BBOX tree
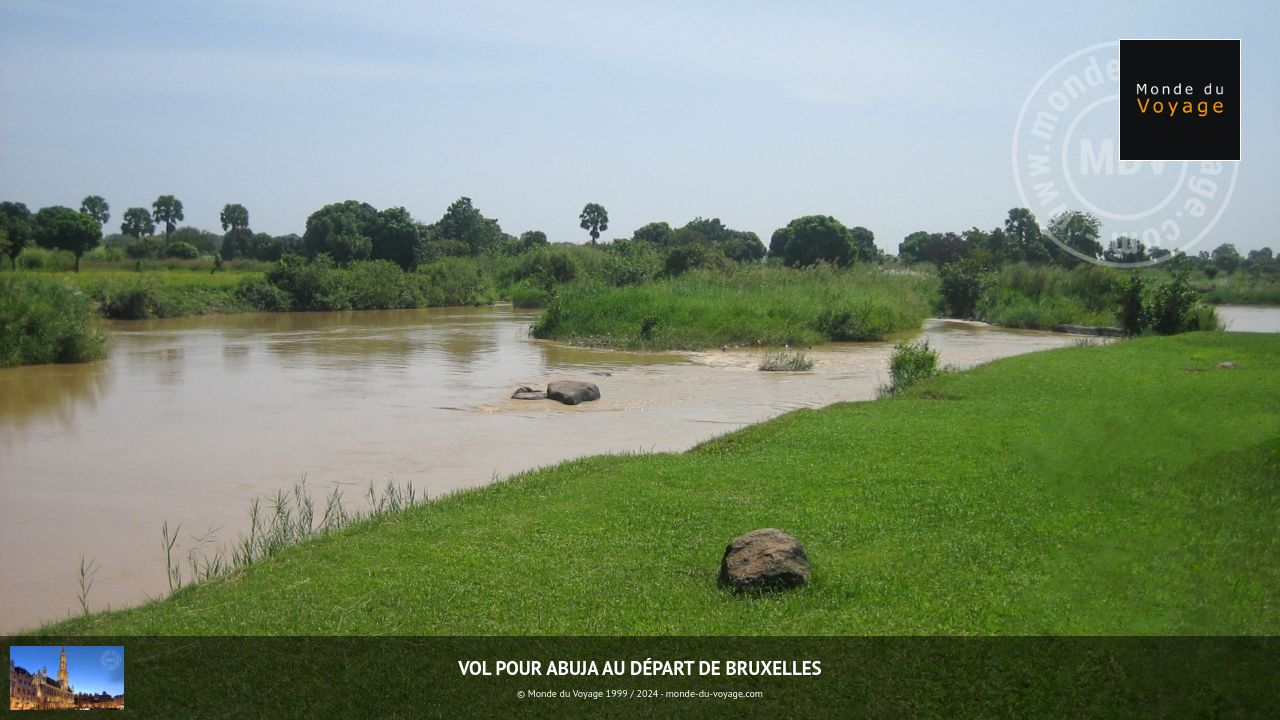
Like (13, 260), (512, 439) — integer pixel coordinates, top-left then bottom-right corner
(1211, 243), (1242, 275)
(898, 230), (970, 267)
(579, 203), (609, 245)
(303, 200), (377, 263)
(121, 208), (155, 240)
(1103, 236), (1148, 263)
(152, 195), (184, 240)
(1046, 211), (1102, 266)
(681, 217), (765, 262)
(220, 203), (252, 260)
(370, 206), (424, 270)
(518, 230), (548, 253)
(632, 221), (674, 248)
(1247, 247), (1273, 264)
(80, 195), (110, 227)
(432, 197), (504, 256)
(770, 215), (859, 267)
(849, 226), (878, 263)
(0, 201), (33, 269)
(1002, 208), (1050, 264)
(34, 205), (101, 272)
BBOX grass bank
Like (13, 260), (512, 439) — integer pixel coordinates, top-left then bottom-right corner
(39, 332), (1278, 635)
(533, 264), (937, 349)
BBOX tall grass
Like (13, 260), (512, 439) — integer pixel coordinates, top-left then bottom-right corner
(0, 275), (107, 366)
(978, 263), (1122, 329)
(533, 263), (937, 349)
(1199, 274), (1280, 305)
(759, 349), (814, 371)
(162, 478), (426, 594)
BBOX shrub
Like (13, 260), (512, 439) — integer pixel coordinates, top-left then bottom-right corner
(1119, 272), (1145, 336)
(509, 278), (551, 308)
(814, 301), (897, 341)
(0, 275), (107, 366)
(419, 257), (495, 306)
(939, 260), (991, 318)
(16, 246), (76, 271)
(345, 260), (426, 310)
(1147, 264), (1204, 335)
(235, 277), (292, 312)
(266, 254), (351, 311)
(165, 240), (200, 259)
(94, 276), (163, 319)
(886, 340), (940, 395)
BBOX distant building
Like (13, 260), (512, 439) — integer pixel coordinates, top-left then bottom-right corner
(9, 648), (75, 710)
(76, 691), (125, 709)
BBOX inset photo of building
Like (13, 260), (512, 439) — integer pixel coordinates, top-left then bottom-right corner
(9, 646), (123, 711)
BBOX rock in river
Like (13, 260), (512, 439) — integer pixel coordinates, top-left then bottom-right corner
(546, 380), (601, 405)
(718, 528), (811, 592)
(511, 386), (547, 400)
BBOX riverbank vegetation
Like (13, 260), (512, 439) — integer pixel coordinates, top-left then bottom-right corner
(36, 331), (1279, 635)
(2, 193), (1267, 360)
(0, 275), (106, 367)
(532, 265), (936, 349)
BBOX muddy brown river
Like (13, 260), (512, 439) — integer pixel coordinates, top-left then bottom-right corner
(0, 306), (1156, 632)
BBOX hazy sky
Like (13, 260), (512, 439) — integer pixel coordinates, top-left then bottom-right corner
(2, 0), (1276, 252)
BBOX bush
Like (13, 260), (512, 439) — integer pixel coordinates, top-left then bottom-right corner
(235, 277), (292, 312)
(1119, 272), (1145, 336)
(345, 260), (427, 310)
(814, 301), (898, 341)
(939, 260), (991, 319)
(509, 278), (551, 308)
(16, 246), (76, 271)
(419, 257), (495, 306)
(165, 240), (200, 259)
(125, 237), (165, 260)
(0, 275), (107, 366)
(1148, 264), (1212, 335)
(265, 254), (351, 311)
(886, 340), (940, 395)
(94, 275), (163, 319)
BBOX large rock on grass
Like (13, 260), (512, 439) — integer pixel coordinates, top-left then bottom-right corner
(718, 528), (810, 592)
(546, 380), (601, 405)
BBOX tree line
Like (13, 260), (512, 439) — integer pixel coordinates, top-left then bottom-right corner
(3, 193), (1273, 278)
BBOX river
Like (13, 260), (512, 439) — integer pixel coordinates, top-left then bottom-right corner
(1, 305), (1270, 632)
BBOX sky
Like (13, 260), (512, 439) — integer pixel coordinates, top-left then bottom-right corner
(9, 645), (125, 695)
(1, 0), (1277, 253)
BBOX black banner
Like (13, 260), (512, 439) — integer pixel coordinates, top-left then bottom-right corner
(6, 636), (1278, 718)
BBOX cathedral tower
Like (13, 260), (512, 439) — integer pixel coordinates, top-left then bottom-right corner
(57, 647), (68, 690)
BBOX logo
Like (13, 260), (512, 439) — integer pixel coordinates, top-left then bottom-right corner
(1012, 41), (1238, 268)
(100, 648), (122, 671)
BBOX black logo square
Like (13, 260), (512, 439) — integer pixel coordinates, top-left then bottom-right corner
(1120, 39), (1240, 161)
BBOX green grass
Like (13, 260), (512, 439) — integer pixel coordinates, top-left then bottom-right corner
(63, 270), (261, 318)
(533, 264), (937, 349)
(38, 332), (1279, 636)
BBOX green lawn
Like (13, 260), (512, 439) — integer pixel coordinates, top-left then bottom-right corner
(41, 332), (1280, 635)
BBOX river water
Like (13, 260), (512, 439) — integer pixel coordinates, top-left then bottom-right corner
(3, 305), (1271, 632)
